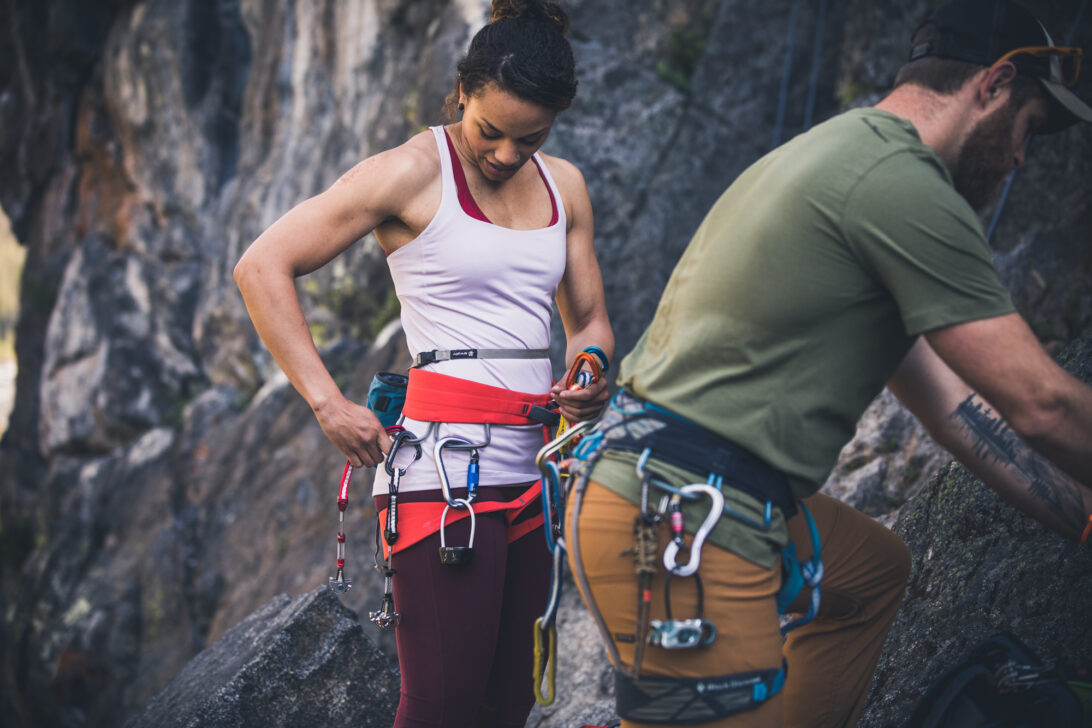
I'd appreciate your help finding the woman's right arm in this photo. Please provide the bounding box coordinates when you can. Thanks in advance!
[234,141,436,466]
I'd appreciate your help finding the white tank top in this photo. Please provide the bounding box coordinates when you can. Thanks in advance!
[378,125,568,495]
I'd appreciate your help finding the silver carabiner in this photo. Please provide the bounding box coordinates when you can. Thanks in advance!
[535,419,598,473]
[662,483,725,577]
[434,435,475,507]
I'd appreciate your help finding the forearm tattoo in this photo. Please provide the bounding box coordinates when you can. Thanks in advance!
[951,394,1086,533]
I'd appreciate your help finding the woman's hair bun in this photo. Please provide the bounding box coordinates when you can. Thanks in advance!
[490,0,570,35]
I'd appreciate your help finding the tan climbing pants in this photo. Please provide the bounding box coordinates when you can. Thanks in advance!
[567,481,911,728]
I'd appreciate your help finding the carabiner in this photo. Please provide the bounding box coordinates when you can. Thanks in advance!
[533,543,565,705]
[532,616,557,705]
[541,542,564,627]
[385,427,425,477]
[535,419,598,473]
[438,498,476,566]
[435,435,476,507]
[662,483,724,577]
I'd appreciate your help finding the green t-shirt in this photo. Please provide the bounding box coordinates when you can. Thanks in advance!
[616,108,1014,503]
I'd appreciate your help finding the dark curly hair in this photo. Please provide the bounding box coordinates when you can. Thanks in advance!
[444,0,577,118]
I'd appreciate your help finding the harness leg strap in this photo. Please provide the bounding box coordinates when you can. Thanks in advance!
[614,661,787,725]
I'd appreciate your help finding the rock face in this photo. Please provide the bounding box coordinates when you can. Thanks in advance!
[126,587,400,728]
[1,1,1090,727]
[859,337,1092,727]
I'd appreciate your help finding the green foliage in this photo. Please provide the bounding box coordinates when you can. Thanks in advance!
[655,1,717,93]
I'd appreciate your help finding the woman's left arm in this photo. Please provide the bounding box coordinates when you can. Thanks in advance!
[548,156,614,421]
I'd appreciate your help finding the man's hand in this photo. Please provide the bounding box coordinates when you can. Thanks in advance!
[312,393,393,467]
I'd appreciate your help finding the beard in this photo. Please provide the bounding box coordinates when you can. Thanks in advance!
[950,99,1020,212]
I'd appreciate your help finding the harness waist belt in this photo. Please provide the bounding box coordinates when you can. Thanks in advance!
[374,483,543,558]
[413,348,550,368]
[404,369,560,426]
[599,389,797,519]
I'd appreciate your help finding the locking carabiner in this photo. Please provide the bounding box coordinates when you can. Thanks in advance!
[438,498,476,566]
[433,425,490,505]
[662,483,725,578]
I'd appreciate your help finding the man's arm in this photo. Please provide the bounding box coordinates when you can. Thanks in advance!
[925,313,1092,484]
[888,336,1092,542]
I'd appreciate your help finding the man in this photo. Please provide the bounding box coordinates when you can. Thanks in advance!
[565,1,1092,726]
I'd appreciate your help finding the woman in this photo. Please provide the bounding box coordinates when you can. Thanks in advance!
[234,1,613,725]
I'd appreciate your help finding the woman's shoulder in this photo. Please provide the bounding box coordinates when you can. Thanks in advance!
[537,152,587,196]
[374,128,442,184]
[333,128,442,206]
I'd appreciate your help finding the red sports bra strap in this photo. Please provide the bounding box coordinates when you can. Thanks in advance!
[444,130,492,223]
[443,128,558,227]
[404,369,554,425]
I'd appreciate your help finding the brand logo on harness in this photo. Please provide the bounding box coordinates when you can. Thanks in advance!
[695,676,761,694]
[448,349,478,359]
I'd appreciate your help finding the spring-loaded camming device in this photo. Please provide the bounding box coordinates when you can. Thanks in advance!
[329,460,355,594]
[369,501,402,629]
[629,470,663,678]
[368,426,428,630]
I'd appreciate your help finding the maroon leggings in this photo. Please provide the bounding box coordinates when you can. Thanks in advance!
[386,500,552,728]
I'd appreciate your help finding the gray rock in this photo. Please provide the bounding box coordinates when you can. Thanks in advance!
[1,1,1090,726]
[859,337,1092,727]
[126,587,399,728]
[822,388,949,520]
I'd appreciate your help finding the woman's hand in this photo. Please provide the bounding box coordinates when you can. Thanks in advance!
[551,376,609,423]
[312,393,393,468]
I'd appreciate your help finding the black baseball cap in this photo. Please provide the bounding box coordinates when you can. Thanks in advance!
[908,0,1092,133]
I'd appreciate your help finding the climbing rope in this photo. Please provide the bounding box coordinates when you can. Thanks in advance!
[772,0,830,147]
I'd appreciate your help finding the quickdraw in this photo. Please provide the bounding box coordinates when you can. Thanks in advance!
[532,539,565,704]
[367,425,428,630]
[531,418,598,706]
[329,461,355,594]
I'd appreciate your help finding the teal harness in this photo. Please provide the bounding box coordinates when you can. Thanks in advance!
[565,389,824,723]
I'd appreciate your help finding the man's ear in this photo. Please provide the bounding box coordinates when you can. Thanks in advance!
[977,62,1019,106]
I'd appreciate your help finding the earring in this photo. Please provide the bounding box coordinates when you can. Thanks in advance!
[458,102,465,111]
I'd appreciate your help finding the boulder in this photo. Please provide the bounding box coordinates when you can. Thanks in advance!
[126,587,399,728]
[859,337,1092,726]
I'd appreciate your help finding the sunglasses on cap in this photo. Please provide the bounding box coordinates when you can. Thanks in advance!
[990,45,1082,87]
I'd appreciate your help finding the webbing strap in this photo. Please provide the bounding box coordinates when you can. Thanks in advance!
[413,348,549,368]
[404,369,558,426]
[614,662,787,724]
[376,481,543,558]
